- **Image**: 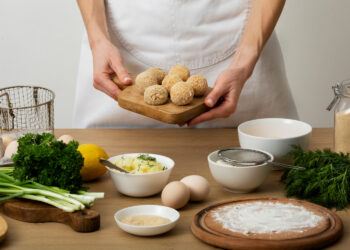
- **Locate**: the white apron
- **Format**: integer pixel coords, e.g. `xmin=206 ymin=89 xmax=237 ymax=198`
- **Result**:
xmin=73 ymin=0 xmax=298 ymax=128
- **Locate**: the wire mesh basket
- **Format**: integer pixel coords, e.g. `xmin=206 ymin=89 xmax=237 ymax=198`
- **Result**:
xmin=0 ymin=86 xmax=55 ymax=138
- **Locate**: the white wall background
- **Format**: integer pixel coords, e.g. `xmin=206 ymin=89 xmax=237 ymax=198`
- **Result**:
xmin=0 ymin=0 xmax=349 ymax=128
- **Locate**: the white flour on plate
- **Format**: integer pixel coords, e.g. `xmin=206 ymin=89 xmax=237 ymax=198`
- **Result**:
xmin=212 ymin=201 xmax=323 ymax=235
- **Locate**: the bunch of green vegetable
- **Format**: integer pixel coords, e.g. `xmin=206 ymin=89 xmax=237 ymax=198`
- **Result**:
xmin=0 ymin=167 xmax=103 ymax=212
xmin=281 ymin=146 xmax=350 ymax=210
xmin=12 ymin=133 xmax=84 ymax=193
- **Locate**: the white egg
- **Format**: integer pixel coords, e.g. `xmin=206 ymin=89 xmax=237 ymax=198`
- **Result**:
xmin=1 ymin=135 xmax=15 ymax=150
xmin=161 ymin=181 xmax=190 ymax=209
xmin=4 ymin=140 xmax=18 ymax=158
xmin=58 ymin=134 xmax=75 ymax=144
xmin=181 ymin=175 xmax=210 ymax=201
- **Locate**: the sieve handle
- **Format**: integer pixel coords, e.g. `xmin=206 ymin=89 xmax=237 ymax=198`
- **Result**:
xmin=269 ymin=161 xmax=305 ymax=171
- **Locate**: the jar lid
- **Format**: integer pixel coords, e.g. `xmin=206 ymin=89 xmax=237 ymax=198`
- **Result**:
xmin=327 ymin=80 xmax=350 ymax=111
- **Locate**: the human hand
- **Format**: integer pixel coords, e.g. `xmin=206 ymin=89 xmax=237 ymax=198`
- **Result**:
xmin=187 ymin=67 xmax=250 ymax=126
xmin=91 ymin=40 xmax=132 ymax=100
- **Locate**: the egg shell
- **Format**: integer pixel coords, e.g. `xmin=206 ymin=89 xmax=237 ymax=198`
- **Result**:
xmin=180 ymin=175 xmax=210 ymax=201
xmin=58 ymin=134 xmax=75 ymax=144
xmin=1 ymin=135 xmax=15 ymax=150
xmin=161 ymin=181 xmax=190 ymax=209
xmin=4 ymin=140 xmax=18 ymax=158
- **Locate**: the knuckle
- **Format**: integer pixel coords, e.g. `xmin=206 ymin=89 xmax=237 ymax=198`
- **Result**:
xmin=92 ymin=81 xmax=99 ymax=90
xmin=222 ymin=113 xmax=230 ymax=118
xmin=221 ymin=109 xmax=232 ymax=118
xmin=111 ymin=88 xmax=120 ymax=98
xmin=93 ymin=74 xmax=101 ymax=84
xmin=111 ymin=59 xmax=123 ymax=69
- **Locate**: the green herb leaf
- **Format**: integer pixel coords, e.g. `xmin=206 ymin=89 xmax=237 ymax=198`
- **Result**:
xmin=12 ymin=133 xmax=84 ymax=193
xmin=281 ymin=146 xmax=350 ymax=210
xmin=137 ymin=154 xmax=156 ymax=161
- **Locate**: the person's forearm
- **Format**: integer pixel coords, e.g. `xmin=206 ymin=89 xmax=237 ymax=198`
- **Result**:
xmin=77 ymin=0 xmax=110 ymax=49
xmin=230 ymin=0 xmax=286 ymax=76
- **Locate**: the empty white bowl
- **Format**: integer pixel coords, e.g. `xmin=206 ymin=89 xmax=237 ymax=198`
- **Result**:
xmin=107 ymin=153 xmax=174 ymax=197
xmin=114 ymin=205 xmax=180 ymax=236
xmin=208 ymin=150 xmax=272 ymax=193
xmin=238 ymin=118 xmax=312 ymax=161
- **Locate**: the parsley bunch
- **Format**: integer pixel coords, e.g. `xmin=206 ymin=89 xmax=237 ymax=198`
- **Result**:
xmin=281 ymin=146 xmax=350 ymax=210
xmin=12 ymin=133 xmax=84 ymax=193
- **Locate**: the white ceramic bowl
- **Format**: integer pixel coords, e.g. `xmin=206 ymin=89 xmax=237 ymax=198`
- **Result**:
xmin=238 ymin=118 xmax=312 ymax=161
xmin=107 ymin=153 xmax=174 ymax=197
xmin=114 ymin=205 xmax=180 ymax=236
xmin=208 ymin=150 xmax=272 ymax=193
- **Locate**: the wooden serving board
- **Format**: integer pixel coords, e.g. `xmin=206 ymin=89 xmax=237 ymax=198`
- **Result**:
xmin=114 ymin=75 xmax=211 ymax=124
xmin=0 ymin=199 xmax=100 ymax=233
xmin=191 ymin=198 xmax=343 ymax=250
xmin=0 ymin=215 xmax=8 ymax=243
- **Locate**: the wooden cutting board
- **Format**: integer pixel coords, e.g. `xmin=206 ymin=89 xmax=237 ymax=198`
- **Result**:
xmin=191 ymin=198 xmax=343 ymax=250
xmin=114 ymin=75 xmax=211 ymax=124
xmin=0 ymin=215 xmax=8 ymax=243
xmin=0 ymin=199 xmax=100 ymax=233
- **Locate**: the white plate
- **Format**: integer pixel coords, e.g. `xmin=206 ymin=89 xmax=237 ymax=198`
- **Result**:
xmin=114 ymin=205 xmax=180 ymax=236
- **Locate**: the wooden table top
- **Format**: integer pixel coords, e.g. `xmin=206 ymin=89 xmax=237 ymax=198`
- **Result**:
xmin=1 ymin=128 xmax=349 ymax=250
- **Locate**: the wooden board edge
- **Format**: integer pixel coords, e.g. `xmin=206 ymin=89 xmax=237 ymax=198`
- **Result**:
xmin=190 ymin=198 xmax=344 ymax=250
xmin=0 ymin=215 xmax=8 ymax=243
xmin=118 ymin=98 xmax=178 ymax=124
xmin=1 ymin=199 xmax=100 ymax=233
xmin=118 ymin=97 xmax=210 ymax=124
xmin=118 ymin=86 xmax=212 ymax=124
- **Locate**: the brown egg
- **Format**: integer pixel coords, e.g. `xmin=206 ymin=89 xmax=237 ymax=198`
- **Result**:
xmin=181 ymin=175 xmax=210 ymax=201
xmin=161 ymin=181 xmax=190 ymax=209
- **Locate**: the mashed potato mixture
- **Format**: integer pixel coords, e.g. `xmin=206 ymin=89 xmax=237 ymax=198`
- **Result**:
xmin=114 ymin=154 xmax=166 ymax=174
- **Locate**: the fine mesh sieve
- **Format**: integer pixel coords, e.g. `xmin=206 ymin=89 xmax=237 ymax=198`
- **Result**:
xmin=218 ymin=148 xmax=305 ymax=170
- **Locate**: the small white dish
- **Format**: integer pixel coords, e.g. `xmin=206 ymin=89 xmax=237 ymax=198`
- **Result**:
xmin=208 ymin=150 xmax=272 ymax=193
xmin=107 ymin=153 xmax=174 ymax=197
xmin=114 ymin=205 xmax=180 ymax=236
xmin=238 ymin=118 xmax=312 ymax=161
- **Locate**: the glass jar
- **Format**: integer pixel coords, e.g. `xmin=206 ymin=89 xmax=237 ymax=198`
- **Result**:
xmin=327 ymin=79 xmax=350 ymax=153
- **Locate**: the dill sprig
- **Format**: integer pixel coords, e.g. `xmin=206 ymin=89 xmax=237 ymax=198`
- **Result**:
xmin=281 ymin=146 xmax=350 ymax=210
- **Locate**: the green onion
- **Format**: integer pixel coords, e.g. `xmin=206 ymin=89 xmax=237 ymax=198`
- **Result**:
xmin=0 ymin=168 xmax=104 ymax=212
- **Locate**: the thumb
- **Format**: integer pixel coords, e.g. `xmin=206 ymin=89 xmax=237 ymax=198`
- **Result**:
xmin=205 ymin=82 xmax=227 ymax=108
xmin=110 ymin=60 xmax=132 ymax=85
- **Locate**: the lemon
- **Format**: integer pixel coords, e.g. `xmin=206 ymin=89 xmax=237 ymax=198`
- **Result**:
xmin=78 ymin=144 xmax=108 ymax=181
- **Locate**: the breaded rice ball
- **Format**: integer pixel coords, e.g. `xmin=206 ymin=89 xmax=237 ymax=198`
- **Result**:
xmin=135 ymin=71 xmax=158 ymax=94
xmin=186 ymin=74 xmax=208 ymax=97
xmin=170 ymin=81 xmax=194 ymax=106
xmin=162 ymin=74 xmax=182 ymax=92
xmin=169 ymin=64 xmax=190 ymax=81
xmin=144 ymin=85 xmax=168 ymax=105
xmin=146 ymin=67 xmax=166 ymax=84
